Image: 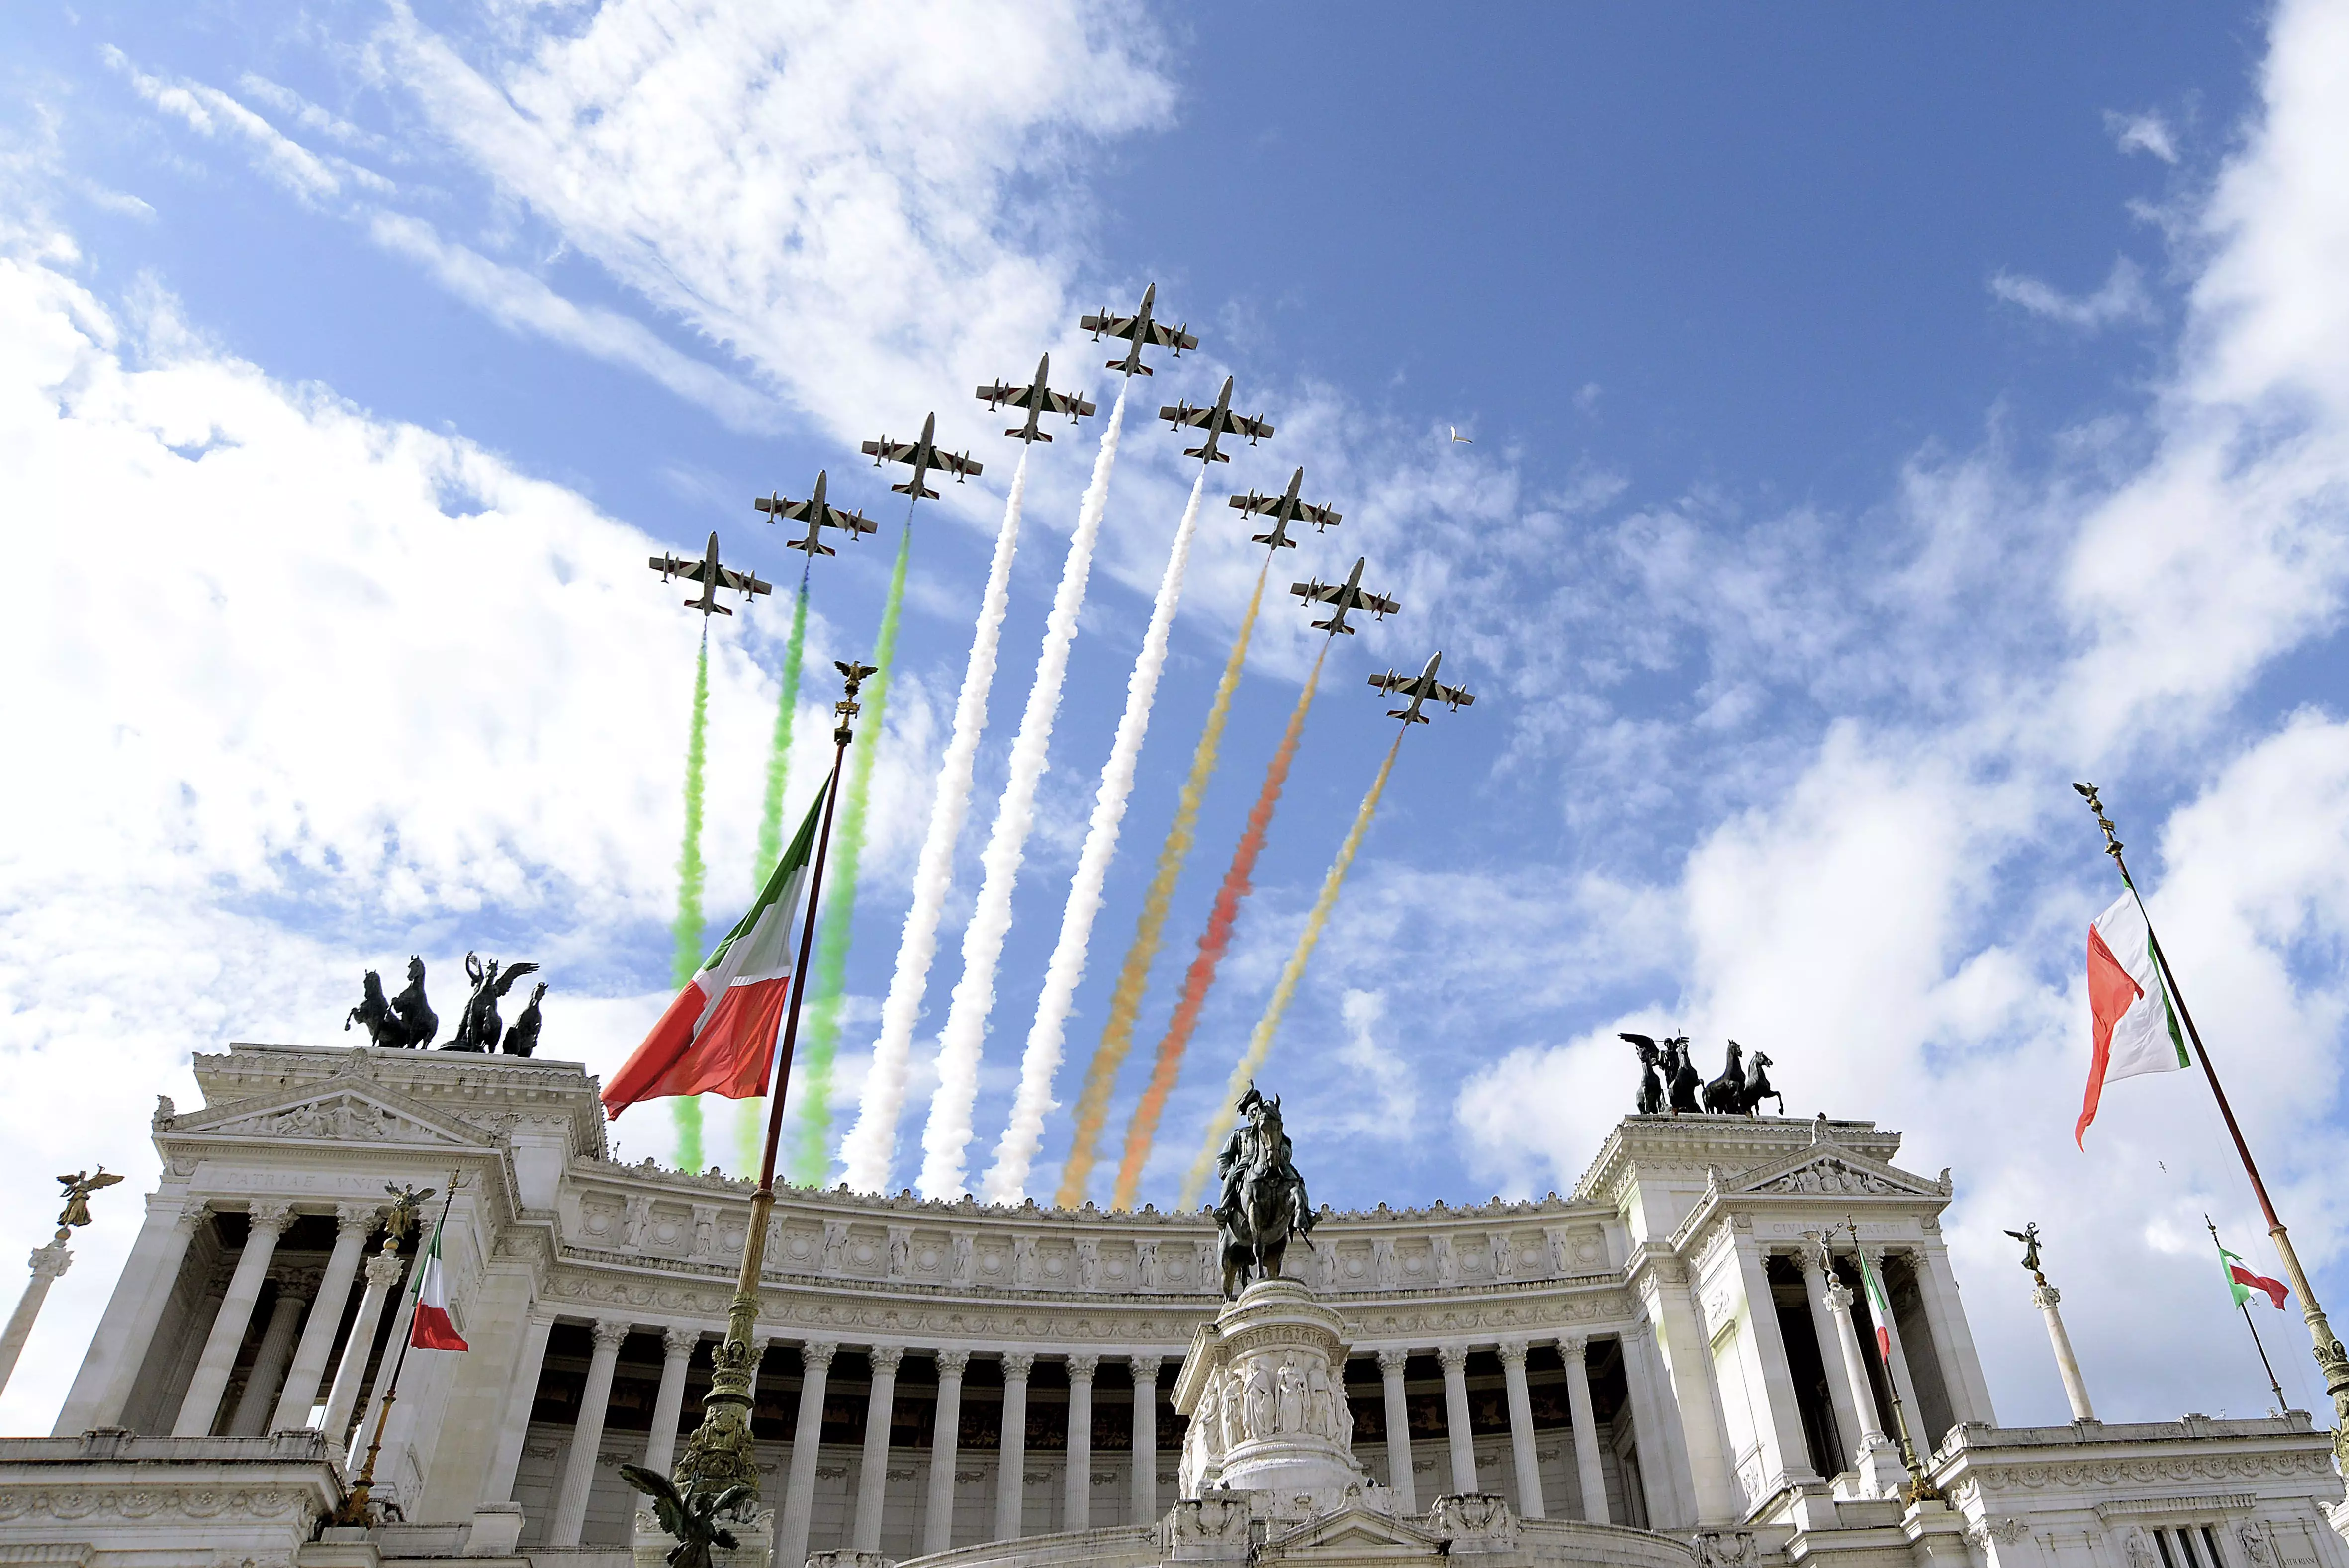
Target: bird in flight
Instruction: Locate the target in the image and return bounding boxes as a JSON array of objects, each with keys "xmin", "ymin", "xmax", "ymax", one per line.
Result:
[{"xmin": 1450, "ymin": 426, "xmax": 1473, "ymax": 444}]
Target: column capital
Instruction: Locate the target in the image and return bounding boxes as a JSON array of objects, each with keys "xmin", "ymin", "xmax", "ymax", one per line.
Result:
[
  {"xmin": 2032, "ymin": 1282, "xmax": 2061, "ymax": 1310},
  {"xmin": 935, "ymin": 1348, "xmax": 972, "ymax": 1377},
  {"xmin": 590, "ymin": 1318, "xmax": 632, "ymax": 1352},
  {"xmin": 362, "ymin": 1250, "xmax": 405, "ymax": 1288},
  {"xmin": 663, "ymin": 1324, "xmax": 701, "ymax": 1359},
  {"xmin": 869, "ymin": 1344, "xmax": 906, "ymax": 1375},
  {"xmin": 172, "ymin": 1201, "xmax": 215, "ymax": 1236},
  {"xmin": 1825, "ymin": 1279, "xmax": 1855, "ymax": 1313},
  {"xmin": 1127, "ymin": 1354, "xmax": 1161, "ymax": 1384},
  {"xmin": 1066, "ymin": 1353, "xmax": 1099, "ymax": 1381},
  {"xmin": 334, "ymin": 1203, "xmax": 380, "ymax": 1237},
  {"xmin": 1795, "ymin": 1233, "xmax": 1833, "ymax": 1277},
  {"xmin": 801, "ymin": 1338, "xmax": 839, "ymax": 1370},
  {"xmin": 1436, "ymin": 1344, "xmax": 1470, "ymax": 1376},
  {"xmin": 1376, "ymin": 1348, "xmax": 1411, "ymax": 1378},
  {"xmin": 28, "ymin": 1240, "xmax": 72, "ymax": 1283},
  {"xmin": 245, "ymin": 1201, "xmax": 296, "ymax": 1237},
  {"xmin": 1001, "ymin": 1351, "xmax": 1035, "ymax": 1380},
  {"xmin": 1495, "ymin": 1339, "xmax": 1530, "ymax": 1368},
  {"xmin": 1557, "ymin": 1334, "xmax": 1590, "ymax": 1361}
]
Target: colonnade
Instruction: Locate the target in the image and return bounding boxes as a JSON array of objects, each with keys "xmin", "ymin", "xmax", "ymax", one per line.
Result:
[{"xmin": 1366, "ymin": 1335, "xmax": 1619, "ymax": 1522}]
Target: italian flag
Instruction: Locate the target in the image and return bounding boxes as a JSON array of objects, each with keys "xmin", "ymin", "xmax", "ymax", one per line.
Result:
[
  {"xmin": 2216, "ymin": 1230, "xmax": 2289, "ymax": 1311},
  {"xmin": 1856, "ymin": 1247, "xmax": 1895, "ymax": 1361},
  {"xmin": 409, "ymin": 1223, "xmax": 468, "ymax": 1352},
  {"xmin": 603, "ymin": 788, "xmax": 824, "ymax": 1119},
  {"xmin": 2076, "ymin": 883, "xmax": 2191, "ymax": 1147}
]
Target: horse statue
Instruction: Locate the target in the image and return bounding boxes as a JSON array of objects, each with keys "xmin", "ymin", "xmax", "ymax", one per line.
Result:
[
  {"xmin": 1740, "ymin": 1049, "xmax": 1783, "ymax": 1116},
  {"xmin": 1213, "ymin": 1084, "xmax": 1316, "ymax": 1300},
  {"xmin": 1620, "ymin": 1034, "xmax": 1667, "ymax": 1115},
  {"xmin": 390, "ymin": 956, "xmax": 437, "ymax": 1048},
  {"xmin": 1663, "ymin": 1036, "xmax": 1702, "ymax": 1113},
  {"xmin": 448, "ymin": 952, "xmax": 540, "ymax": 1052},
  {"xmin": 1702, "ymin": 1039, "xmax": 1748, "ymax": 1114},
  {"xmin": 501, "ymin": 982, "xmax": 548, "ymax": 1057},
  {"xmin": 345, "ymin": 970, "xmax": 406, "ymax": 1049}
]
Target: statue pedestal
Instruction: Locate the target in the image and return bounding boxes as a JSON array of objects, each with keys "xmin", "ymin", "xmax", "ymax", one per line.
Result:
[
  {"xmin": 1173, "ymin": 1276, "xmax": 1372, "ymax": 1502},
  {"xmin": 633, "ymin": 1503, "xmax": 773, "ymax": 1568}
]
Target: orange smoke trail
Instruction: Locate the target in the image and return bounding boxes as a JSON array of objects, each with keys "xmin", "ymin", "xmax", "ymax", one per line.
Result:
[
  {"xmin": 1111, "ymin": 639, "xmax": 1331, "ymax": 1211},
  {"xmin": 1054, "ymin": 558, "xmax": 1272, "ymax": 1208},
  {"xmin": 1177, "ymin": 726, "xmax": 1404, "ymax": 1209}
]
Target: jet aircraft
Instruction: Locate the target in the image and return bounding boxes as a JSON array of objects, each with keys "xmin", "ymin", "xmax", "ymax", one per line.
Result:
[
  {"xmin": 650, "ymin": 532, "xmax": 773, "ymax": 616},
  {"xmin": 755, "ymin": 470, "xmax": 877, "ymax": 556},
  {"xmin": 977, "ymin": 353, "xmax": 1097, "ymax": 442},
  {"xmin": 1160, "ymin": 375, "xmax": 1274, "ymax": 465},
  {"xmin": 1229, "ymin": 466, "xmax": 1341, "ymax": 550},
  {"xmin": 1290, "ymin": 555, "xmax": 1399, "ymax": 635},
  {"xmin": 860, "ymin": 412, "xmax": 984, "ymax": 499},
  {"xmin": 1369, "ymin": 651, "xmax": 1475, "ymax": 723},
  {"xmin": 1080, "ymin": 282, "xmax": 1199, "ymax": 377}
]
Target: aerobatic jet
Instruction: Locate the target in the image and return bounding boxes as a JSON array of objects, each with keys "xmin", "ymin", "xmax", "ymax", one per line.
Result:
[
  {"xmin": 1160, "ymin": 375, "xmax": 1274, "ymax": 464},
  {"xmin": 755, "ymin": 470, "xmax": 877, "ymax": 556},
  {"xmin": 977, "ymin": 353, "xmax": 1097, "ymax": 442},
  {"xmin": 1290, "ymin": 555, "xmax": 1399, "ymax": 635},
  {"xmin": 650, "ymin": 532, "xmax": 772, "ymax": 616},
  {"xmin": 861, "ymin": 412, "xmax": 984, "ymax": 500},
  {"xmin": 1081, "ymin": 282, "xmax": 1199, "ymax": 377},
  {"xmin": 1229, "ymin": 466, "xmax": 1341, "ymax": 550},
  {"xmin": 1369, "ymin": 652, "xmax": 1475, "ymax": 724}
]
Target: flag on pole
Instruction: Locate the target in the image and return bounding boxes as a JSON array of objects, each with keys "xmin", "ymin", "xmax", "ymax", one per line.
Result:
[
  {"xmin": 604, "ymin": 789, "xmax": 825, "ymax": 1119},
  {"xmin": 2216, "ymin": 1230, "xmax": 2290, "ymax": 1310},
  {"xmin": 1856, "ymin": 1247, "xmax": 1895, "ymax": 1361},
  {"xmin": 2077, "ymin": 884, "xmax": 2192, "ymax": 1146},
  {"xmin": 409, "ymin": 1222, "xmax": 468, "ymax": 1352}
]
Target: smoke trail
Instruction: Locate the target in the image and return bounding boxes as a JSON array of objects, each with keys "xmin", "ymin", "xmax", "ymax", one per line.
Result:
[
  {"xmin": 1057, "ymin": 555, "xmax": 1271, "ymax": 1207},
  {"xmin": 1113, "ymin": 639, "xmax": 1328, "ymax": 1210},
  {"xmin": 917, "ymin": 382, "xmax": 1131, "ymax": 1198},
  {"xmin": 790, "ymin": 520, "xmax": 913, "ymax": 1183},
  {"xmin": 839, "ymin": 448, "xmax": 1031, "ymax": 1192},
  {"xmin": 671, "ymin": 625, "xmax": 712, "ymax": 1171},
  {"xmin": 1176, "ymin": 727, "xmax": 1403, "ymax": 1208},
  {"xmin": 983, "ymin": 465, "xmax": 1210, "ymax": 1203},
  {"xmin": 740, "ymin": 573, "xmax": 812, "ymax": 1174}
]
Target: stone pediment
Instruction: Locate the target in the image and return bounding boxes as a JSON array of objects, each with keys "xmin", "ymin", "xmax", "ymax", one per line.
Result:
[
  {"xmin": 1727, "ymin": 1141, "xmax": 1946, "ymax": 1201},
  {"xmin": 166, "ymin": 1082, "xmax": 493, "ymax": 1150},
  {"xmin": 1266, "ymin": 1503, "xmax": 1440, "ymax": 1558}
]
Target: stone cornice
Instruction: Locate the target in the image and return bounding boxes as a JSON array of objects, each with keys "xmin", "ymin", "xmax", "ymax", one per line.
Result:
[{"xmin": 1574, "ymin": 1116, "xmax": 1902, "ymax": 1209}]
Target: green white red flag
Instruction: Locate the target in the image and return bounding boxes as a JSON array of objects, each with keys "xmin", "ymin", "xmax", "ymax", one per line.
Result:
[
  {"xmin": 1856, "ymin": 1247, "xmax": 1895, "ymax": 1361},
  {"xmin": 2214, "ymin": 1229, "xmax": 2289, "ymax": 1311},
  {"xmin": 409, "ymin": 1221, "xmax": 467, "ymax": 1352},
  {"xmin": 603, "ymin": 788, "xmax": 824, "ymax": 1119},
  {"xmin": 2077, "ymin": 883, "xmax": 2191, "ymax": 1146}
]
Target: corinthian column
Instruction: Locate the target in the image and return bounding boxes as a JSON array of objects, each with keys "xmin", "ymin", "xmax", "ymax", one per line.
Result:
[
  {"xmin": 1437, "ymin": 1345, "xmax": 1478, "ymax": 1496},
  {"xmin": 1559, "ymin": 1336, "xmax": 1608, "ymax": 1524},
  {"xmin": 996, "ymin": 1352, "xmax": 1033, "ymax": 1542},
  {"xmin": 1497, "ymin": 1340, "xmax": 1544, "ymax": 1518},
  {"xmin": 175, "ymin": 1202, "xmax": 293, "ymax": 1436},
  {"xmin": 322, "ymin": 1250, "xmax": 404, "ymax": 1453},
  {"xmin": 924, "ymin": 1349, "xmax": 969, "ymax": 1555},
  {"xmin": 270, "ymin": 1205, "xmax": 375, "ymax": 1432},
  {"xmin": 778, "ymin": 1339, "xmax": 837, "ymax": 1568},
  {"xmin": 0, "ymin": 1237, "xmax": 71, "ymax": 1400},
  {"xmin": 227, "ymin": 1287, "xmax": 309, "ymax": 1435},
  {"xmin": 549, "ymin": 1319, "xmax": 629, "ymax": 1548},
  {"xmin": 1065, "ymin": 1355, "xmax": 1097, "ymax": 1530},
  {"xmin": 1376, "ymin": 1349, "xmax": 1416, "ymax": 1511},
  {"xmin": 853, "ymin": 1346, "xmax": 904, "ymax": 1550},
  {"xmin": 1796, "ymin": 1239, "xmax": 1863, "ymax": 1466},
  {"xmin": 643, "ymin": 1325, "xmax": 700, "ymax": 1478},
  {"xmin": 1129, "ymin": 1356, "xmax": 1161, "ymax": 1525}
]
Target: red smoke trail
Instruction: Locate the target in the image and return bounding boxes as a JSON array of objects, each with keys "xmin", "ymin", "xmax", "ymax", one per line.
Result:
[{"xmin": 1110, "ymin": 640, "xmax": 1329, "ymax": 1210}]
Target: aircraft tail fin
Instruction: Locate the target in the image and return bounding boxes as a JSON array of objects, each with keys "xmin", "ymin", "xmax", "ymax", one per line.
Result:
[
  {"xmin": 891, "ymin": 480, "xmax": 941, "ymax": 500},
  {"xmin": 1388, "ymin": 707, "xmax": 1428, "ymax": 723},
  {"xmin": 1010, "ymin": 427, "xmax": 1051, "ymax": 442}
]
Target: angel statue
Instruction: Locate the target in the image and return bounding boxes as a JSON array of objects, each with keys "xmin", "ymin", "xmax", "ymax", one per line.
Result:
[
  {"xmin": 2004, "ymin": 1222, "xmax": 2045, "ymax": 1280},
  {"xmin": 382, "ymin": 1182, "xmax": 437, "ymax": 1249},
  {"xmin": 446, "ymin": 952, "xmax": 540, "ymax": 1052},
  {"xmin": 56, "ymin": 1169, "xmax": 124, "ymax": 1232},
  {"xmin": 619, "ymin": 1465, "xmax": 750, "ymax": 1568}
]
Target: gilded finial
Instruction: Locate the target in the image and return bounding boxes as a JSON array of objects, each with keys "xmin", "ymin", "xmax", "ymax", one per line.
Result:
[{"xmin": 2073, "ymin": 782, "xmax": 2124, "ymax": 861}]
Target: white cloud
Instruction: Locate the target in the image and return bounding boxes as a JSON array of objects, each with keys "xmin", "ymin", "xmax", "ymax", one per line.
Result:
[
  {"xmin": 1990, "ymin": 255, "xmax": 2156, "ymax": 329},
  {"xmin": 2107, "ymin": 109, "xmax": 2181, "ymax": 165}
]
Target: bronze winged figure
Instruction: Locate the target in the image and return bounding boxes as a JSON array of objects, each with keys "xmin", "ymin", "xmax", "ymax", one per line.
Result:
[{"xmin": 619, "ymin": 1465, "xmax": 749, "ymax": 1568}]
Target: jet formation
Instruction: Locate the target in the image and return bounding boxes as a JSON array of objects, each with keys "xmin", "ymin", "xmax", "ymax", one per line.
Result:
[{"xmin": 646, "ymin": 280, "xmax": 1472, "ymax": 725}]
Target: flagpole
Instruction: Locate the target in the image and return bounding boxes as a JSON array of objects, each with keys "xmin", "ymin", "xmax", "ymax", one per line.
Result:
[
  {"xmin": 1849, "ymin": 1219, "xmax": 1942, "ymax": 1503},
  {"xmin": 2077, "ymin": 784, "xmax": 2349, "ymax": 1457},
  {"xmin": 328, "ymin": 1172, "xmax": 461, "ymax": 1527},
  {"xmin": 671, "ymin": 659, "xmax": 875, "ymax": 1508},
  {"xmin": 2210, "ymin": 1215, "xmax": 2289, "ymax": 1412}
]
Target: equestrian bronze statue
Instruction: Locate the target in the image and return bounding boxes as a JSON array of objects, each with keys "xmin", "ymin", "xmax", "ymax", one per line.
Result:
[{"xmin": 1212, "ymin": 1083, "xmax": 1316, "ymax": 1300}]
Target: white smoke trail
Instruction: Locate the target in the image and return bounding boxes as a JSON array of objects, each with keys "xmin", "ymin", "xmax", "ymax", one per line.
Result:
[
  {"xmin": 982, "ymin": 465, "xmax": 1208, "ymax": 1203},
  {"xmin": 839, "ymin": 446, "xmax": 1031, "ymax": 1192},
  {"xmin": 916, "ymin": 383, "xmax": 1130, "ymax": 1198}
]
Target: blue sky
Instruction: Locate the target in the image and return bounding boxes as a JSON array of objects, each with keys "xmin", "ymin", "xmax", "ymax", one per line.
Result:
[{"xmin": 6, "ymin": 0, "xmax": 2349, "ymax": 1436}]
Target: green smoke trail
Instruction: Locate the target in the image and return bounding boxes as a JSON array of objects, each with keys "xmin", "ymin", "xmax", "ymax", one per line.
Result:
[
  {"xmin": 789, "ymin": 522, "xmax": 912, "ymax": 1183},
  {"xmin": 671, "ymin": 625, "xmax": 712, "ymax": 1172},
  {"xmin": 740, "ymin": 573, "xmax": 811, "ymax": 1175}
]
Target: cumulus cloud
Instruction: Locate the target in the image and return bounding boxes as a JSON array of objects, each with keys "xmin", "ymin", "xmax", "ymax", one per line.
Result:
[
  {"xmin": 2108, "ymin": 109, "xmax": 2181, "ymax": 164},
  {"xmin": 1990, "ymin": 255, "xmax": 2157, "ymax": 329}
]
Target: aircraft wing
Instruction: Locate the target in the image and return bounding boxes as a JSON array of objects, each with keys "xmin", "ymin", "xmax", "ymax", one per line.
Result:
[
  {"xmin": 1290, "ymin": 580, "xmax": 1341, "ymax": 606},
  {"xmin": 717, "ymin": 566, "xmax": 773, "ymax": 598},
  {"xmin": 1159, "ymin": 402, "xmax": 1211, "ymax": 430},
  {"xmin": 1296, "ymin": 500, "xmax": 1341, "ymax": 529},
  {"xmin": 935, "ymin": 450, "xmax": 985, "ymax": 479},
  {"xmin": 755, "ymin": 495, "xmax": 812, "ymax": 522},
  {"xmin": 1048, "ymin": 389, "xmax": 1097, "ymax": 418},
  {"xmin": 1146, "ymin": 321, "xmax": 1199, "ymax": 351},
  {"xmin": 1368, "ymin": 671, "xmax": 1425, "ymax": 697},
  {"xmin": 650, "ymin": 554, "xmax": 712, "ymax": 583},
  {"xmin": 1433, "ymin": 682, "xmax": 1475, "ymax": 709},
  {"xmin": 1228, "ymin": 412, "xmax": 1275, "ymax": 442},
  {"xmin": 828, "ymin": 506, "xmax": 879, "ymax": 537},
  {"xmin": 976, "ymin": 380, "xmax": 1025, "ymax": 408},
  {"xmin": 1358, "ymin": 589, "xmax": 1402, "ymax": 616},
  {"xmin": 1080, "ymin": 310, "xmax": 1137, "ymax": 341},
  {"xmin": 861, "ymin": 439, "xmax": 916, "ymax": 464}
]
